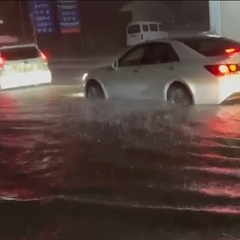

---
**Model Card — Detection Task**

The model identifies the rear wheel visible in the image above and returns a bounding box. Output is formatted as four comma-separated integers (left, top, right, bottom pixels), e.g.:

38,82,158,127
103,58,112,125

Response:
167,83,193,105
86,82,105,99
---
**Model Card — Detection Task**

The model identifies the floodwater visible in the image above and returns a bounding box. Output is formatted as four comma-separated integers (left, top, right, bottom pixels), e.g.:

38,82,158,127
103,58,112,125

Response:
0,86,240,239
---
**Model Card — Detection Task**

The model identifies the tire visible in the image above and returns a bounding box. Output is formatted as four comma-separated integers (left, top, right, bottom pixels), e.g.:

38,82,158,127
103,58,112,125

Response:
86,82,105,99
167,83,193,105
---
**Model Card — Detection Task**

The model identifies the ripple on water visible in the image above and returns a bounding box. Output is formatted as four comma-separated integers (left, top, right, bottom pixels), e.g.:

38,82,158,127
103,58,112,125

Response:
0,99,239,215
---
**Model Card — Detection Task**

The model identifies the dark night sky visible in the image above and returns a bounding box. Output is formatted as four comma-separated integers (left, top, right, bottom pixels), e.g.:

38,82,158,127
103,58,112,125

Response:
79,1,130,28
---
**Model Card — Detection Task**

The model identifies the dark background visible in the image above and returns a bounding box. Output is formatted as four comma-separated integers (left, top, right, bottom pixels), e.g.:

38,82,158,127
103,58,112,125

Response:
0,1,209,57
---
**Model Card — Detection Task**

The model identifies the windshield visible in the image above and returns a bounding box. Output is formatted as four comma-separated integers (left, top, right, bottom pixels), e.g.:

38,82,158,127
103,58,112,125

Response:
1,46,39,60
127,24,141,34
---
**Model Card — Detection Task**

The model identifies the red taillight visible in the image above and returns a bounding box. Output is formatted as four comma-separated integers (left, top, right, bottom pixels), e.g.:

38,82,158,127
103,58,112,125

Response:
225,48,240,54
40,52,48,64
218,64,229,74
205,64,240,76
0,57,4,69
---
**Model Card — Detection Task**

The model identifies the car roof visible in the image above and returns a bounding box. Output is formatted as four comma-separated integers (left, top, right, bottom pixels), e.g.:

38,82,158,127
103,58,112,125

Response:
0,43,36,50
134,34,221,45
0,36,37,50
172,34,221,42
128,21,161,26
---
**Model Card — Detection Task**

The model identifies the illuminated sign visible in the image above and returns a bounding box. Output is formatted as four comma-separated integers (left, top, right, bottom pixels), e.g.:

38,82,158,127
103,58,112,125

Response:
57,0,80,33
28,1,55,34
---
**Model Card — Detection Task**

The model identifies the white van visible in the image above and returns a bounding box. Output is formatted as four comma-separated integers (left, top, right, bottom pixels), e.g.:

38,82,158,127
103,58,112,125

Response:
126,21,168,46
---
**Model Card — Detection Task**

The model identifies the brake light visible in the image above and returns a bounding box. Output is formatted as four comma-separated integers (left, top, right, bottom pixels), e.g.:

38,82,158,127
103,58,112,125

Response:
0,57,4,69
218,65,229,74
225,48,240,54
205,64,240,76
40,52,48,64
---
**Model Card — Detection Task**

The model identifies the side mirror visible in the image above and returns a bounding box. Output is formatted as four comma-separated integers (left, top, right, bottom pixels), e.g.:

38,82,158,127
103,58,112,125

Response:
112,61,118,70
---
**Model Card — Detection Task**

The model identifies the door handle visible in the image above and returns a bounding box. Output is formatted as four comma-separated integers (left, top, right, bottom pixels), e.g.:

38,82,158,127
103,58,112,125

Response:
133,69,138,73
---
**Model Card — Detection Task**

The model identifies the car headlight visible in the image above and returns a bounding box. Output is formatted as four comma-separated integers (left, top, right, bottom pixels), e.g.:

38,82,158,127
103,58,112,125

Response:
82,73,88,81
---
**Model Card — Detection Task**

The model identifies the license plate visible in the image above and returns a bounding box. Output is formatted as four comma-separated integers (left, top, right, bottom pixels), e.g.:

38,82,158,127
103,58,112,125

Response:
14,64,33,72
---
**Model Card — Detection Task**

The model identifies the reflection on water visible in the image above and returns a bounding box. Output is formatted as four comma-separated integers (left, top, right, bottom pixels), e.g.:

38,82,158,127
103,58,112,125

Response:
0,92,240,238
0,96,239,211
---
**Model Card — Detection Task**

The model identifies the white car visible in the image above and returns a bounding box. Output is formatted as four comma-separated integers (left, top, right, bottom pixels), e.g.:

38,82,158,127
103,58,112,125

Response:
0,43,51,90
83,35,240,105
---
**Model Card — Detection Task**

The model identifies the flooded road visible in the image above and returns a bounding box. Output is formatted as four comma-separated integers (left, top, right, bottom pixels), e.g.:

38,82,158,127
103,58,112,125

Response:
0,84,240,239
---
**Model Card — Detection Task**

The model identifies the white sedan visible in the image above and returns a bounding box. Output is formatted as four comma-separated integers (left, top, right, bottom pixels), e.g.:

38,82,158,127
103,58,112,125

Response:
82,35,240,105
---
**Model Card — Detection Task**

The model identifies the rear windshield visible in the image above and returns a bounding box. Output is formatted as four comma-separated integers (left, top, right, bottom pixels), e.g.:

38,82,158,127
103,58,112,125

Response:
127,25,140,34
1,46,39,61
178,37,240,57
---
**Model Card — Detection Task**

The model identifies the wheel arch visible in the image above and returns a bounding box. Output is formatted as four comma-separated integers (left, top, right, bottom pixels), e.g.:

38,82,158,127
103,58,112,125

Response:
164,80,195,104
85,79,108,98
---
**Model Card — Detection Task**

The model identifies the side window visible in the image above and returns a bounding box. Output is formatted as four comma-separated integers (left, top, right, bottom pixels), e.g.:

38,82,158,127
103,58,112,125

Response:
118,45,149,67
149,24,158,32
142,24,148,32
127,25,140,34
141,43,179,65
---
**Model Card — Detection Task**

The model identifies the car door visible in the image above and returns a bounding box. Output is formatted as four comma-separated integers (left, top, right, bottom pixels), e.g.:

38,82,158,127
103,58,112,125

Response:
149,23,159,40
132,42,180,101
127,24,142,46
104,44,150,99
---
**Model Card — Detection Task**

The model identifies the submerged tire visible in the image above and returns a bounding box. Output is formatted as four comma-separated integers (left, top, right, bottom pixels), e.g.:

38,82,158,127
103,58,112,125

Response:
167,83,193,105
86,82,105,99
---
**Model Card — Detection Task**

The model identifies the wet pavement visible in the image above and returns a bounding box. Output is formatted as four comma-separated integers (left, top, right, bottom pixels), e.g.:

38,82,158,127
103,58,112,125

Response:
0,67,240,239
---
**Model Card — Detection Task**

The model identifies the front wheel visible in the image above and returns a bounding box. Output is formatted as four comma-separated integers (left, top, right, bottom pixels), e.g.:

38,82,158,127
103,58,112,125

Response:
167,84,193,105
86,83,105,99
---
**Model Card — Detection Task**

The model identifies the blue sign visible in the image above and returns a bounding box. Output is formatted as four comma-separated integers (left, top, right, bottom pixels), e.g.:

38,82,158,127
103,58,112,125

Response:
57,0,80,33
28,1,55,34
